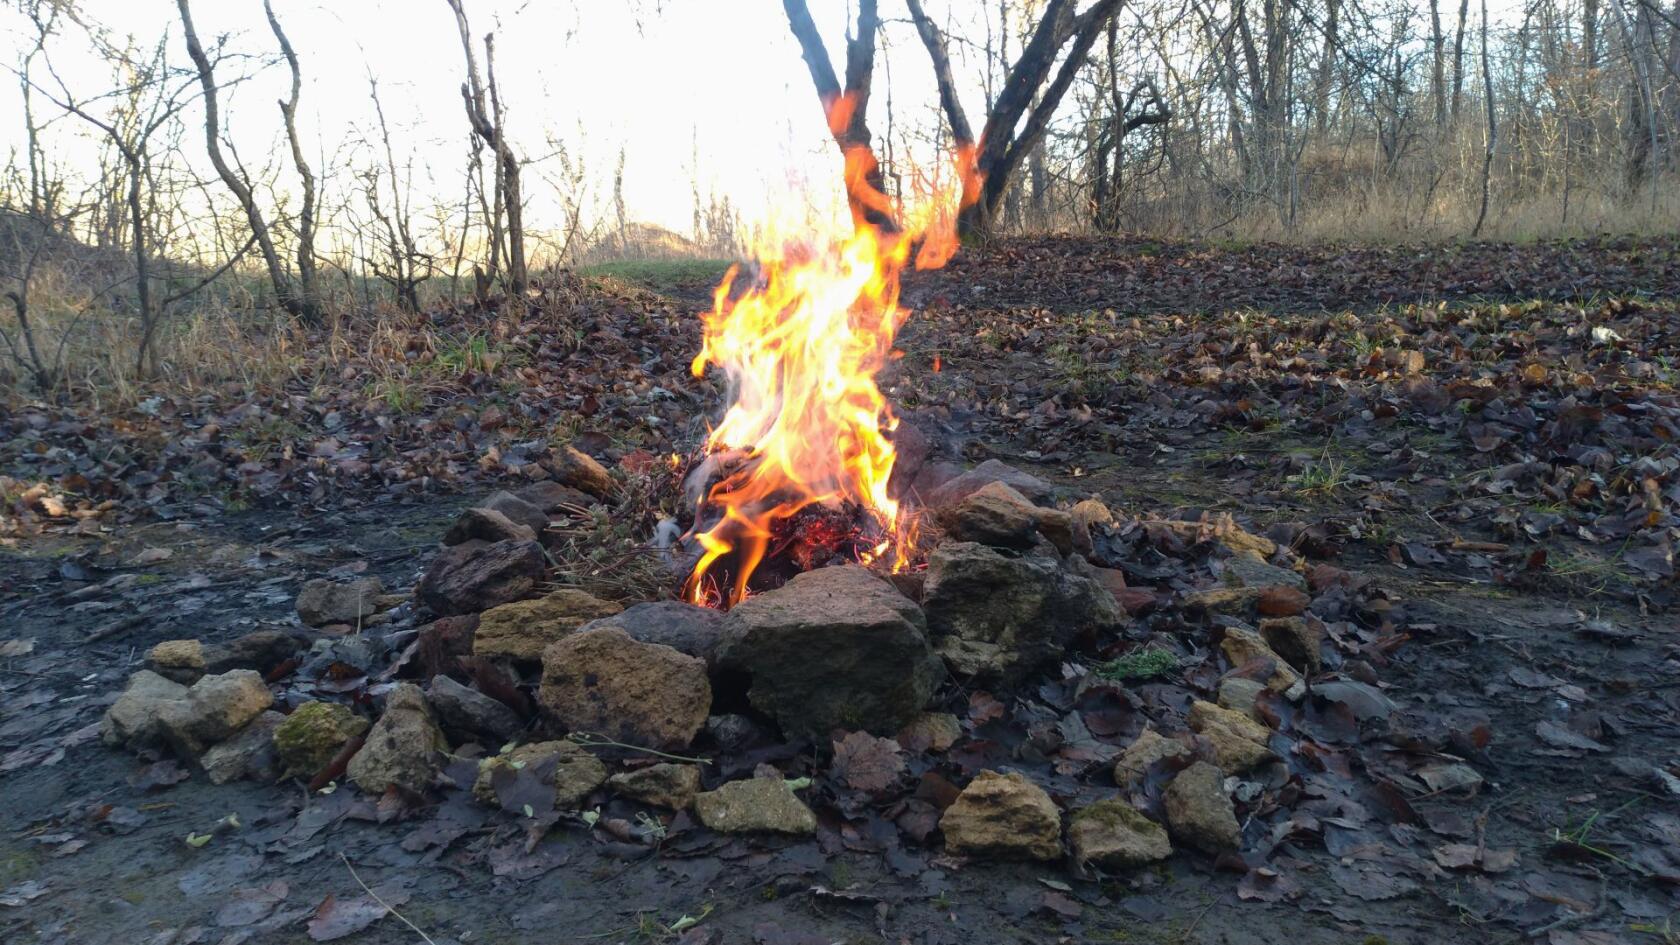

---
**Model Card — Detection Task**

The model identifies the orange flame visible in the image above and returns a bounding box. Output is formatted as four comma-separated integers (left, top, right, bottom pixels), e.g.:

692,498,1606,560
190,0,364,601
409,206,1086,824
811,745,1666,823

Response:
683,104,982,607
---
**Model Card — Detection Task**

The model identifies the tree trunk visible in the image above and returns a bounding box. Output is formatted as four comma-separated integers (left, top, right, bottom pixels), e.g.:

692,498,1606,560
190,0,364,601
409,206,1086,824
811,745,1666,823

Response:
446,0,527,299
782,0,894,231
1451,0,1470,122
1430,0,1448,129
1472,0,1494,238
264,0,322,322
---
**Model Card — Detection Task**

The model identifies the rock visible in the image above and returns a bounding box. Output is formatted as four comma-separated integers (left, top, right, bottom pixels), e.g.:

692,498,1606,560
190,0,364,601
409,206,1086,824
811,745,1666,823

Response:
922,542,1120,684
575,601,725,668
1033,507,1075,556
897,712,962,753
716,566,941,739
939,770,1063,861
1162,761,1241,854
102,670,189,749
274,701,371,777
296,577,386,628
924,459,1053,509
1217,526,1278,561
936,480,1040,549
204,630,308,676
538,628,711,750
200,711,284,785
156,670,275,756
297,635,383,680
516,479,595,513
1070,498,1114,559
428,675,523,747
1068,798,1173,870
443,507,536,546
706,714,761,751
415,615,479,679
1182,586,1265,617
1216,677,1266,718
1224,552,1306,591
1187,700,1274,773
608,763,702,809
474,588,624,662
1257,585,1310,617
479,490,549,537
415,540,545,617
473,740,607,809
693,778,816,835
346,684,446,794
147,640,206,684
1260,617,1322,675
550,445,615,500
1113,728,1190,788
1113,586,1157,615
1220,627,1304,700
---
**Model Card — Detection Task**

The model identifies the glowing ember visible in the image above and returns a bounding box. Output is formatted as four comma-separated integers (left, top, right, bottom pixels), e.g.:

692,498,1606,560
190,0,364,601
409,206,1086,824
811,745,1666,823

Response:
684,102,978,607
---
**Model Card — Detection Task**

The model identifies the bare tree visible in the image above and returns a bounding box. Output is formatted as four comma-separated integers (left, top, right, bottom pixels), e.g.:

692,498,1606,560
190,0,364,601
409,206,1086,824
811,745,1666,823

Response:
1472,0,1495,236
263,0,322,321
445,0,527,300
361,78,431,312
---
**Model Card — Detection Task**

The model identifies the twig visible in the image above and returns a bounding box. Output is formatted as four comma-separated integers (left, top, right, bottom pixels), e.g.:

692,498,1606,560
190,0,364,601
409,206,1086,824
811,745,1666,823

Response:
1522,866,1606,939
566,732,711,765
339,853,437,945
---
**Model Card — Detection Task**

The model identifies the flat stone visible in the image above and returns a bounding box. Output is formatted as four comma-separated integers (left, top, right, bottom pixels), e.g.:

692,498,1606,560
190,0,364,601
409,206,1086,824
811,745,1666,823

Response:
1224,552,1306,591
296,577,386,628
102,670,190,749
1182,586,1265,617
549,445,615,500
200,711,284,785
1220,627,1305,700
922,542,1120,684
274,701,370,778
924,459,1053,509
538,628,711,750
204,630,309,676
516,479,596,513
1260,617,1322,675
939,770,1063,861
347,684,446,795
147,640,206,684
428,675,523,747
443,507,536,546
415,539,545,617
1068,798,1173,869
1187,700,1274,773
1113,727,1190,788
896,712,962,753
693,778,816,835
576,600,725,669
156,670,275,756
1216,677,1266,718
716,566,941,739
1257,585,1311,617
473,740,607,809
474,588,623,662
936,480,1040,549
479,490,549,537
1163,761,1241,854
608,763,702,809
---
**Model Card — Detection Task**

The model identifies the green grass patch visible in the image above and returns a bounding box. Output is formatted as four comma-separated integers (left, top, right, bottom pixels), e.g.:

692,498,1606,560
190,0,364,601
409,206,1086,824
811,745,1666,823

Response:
579,258,733,294
1094,647,1179,682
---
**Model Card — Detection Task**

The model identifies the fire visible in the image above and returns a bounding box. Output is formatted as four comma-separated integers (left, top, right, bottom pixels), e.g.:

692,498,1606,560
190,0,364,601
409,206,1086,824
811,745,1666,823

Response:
683,109,980,607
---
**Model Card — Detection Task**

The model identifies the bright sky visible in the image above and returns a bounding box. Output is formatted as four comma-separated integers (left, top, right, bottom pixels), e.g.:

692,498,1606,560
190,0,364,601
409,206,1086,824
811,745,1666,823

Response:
0,0,985,252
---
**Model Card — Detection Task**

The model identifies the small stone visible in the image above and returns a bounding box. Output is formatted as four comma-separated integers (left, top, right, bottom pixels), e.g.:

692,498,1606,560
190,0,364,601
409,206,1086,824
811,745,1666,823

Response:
1163,761,1241,854
200,711,284,785
608,763,702,809
896,712,962,753
693,778,816,835
516,480,595,513
575,600,725,668
939,770,1063,861
428,675,523,747
296,577,386,628
1113,727,1190,787
479,491,549,537
414,615,479,679
147,640,206,684
1220,627,1304,700
937,480,1040,549
1182,586,1265,617
443,507,535,546
346,684,446,795
274,701,371,777
1033,507,1075,556
706,714,760,751
924,459,1053,509
473,741,607,809
101,670,189,749
1068,798,1173,869
1224,552,1306,591
1070,498,1114,560
550,445,615,500
204,630,308,676
1187,700,1274,773
1257,586,1311,617
1260,617,1322,675
1216,677,1266,718
1217,526,1278,561
156,670,275,756
415,539,545,617
474,588,623,662
538,628,711,750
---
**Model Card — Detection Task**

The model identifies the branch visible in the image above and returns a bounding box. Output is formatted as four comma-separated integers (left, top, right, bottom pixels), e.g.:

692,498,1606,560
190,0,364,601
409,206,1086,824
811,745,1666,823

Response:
905,0,976,147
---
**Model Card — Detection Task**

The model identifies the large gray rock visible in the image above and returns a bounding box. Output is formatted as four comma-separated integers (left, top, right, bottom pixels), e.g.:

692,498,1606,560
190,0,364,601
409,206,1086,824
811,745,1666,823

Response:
479,491,549,537
156,670,275,756
296,577,385,627
1068,798,1173,870
538,628,711,750
1162,761,1241,854
102,670,189,749
939,770,1063,861
347,684,446,795
693,778,816,835
416,540,545,616
716,566,942,739
473,588,623,662
443,507,536,546
428,675,523,747
200,711,284,785
576,601,726,669
922,542,1121,684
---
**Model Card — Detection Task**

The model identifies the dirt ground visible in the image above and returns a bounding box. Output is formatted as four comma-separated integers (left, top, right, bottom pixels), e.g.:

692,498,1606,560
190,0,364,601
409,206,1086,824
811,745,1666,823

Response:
2,235,1676,945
